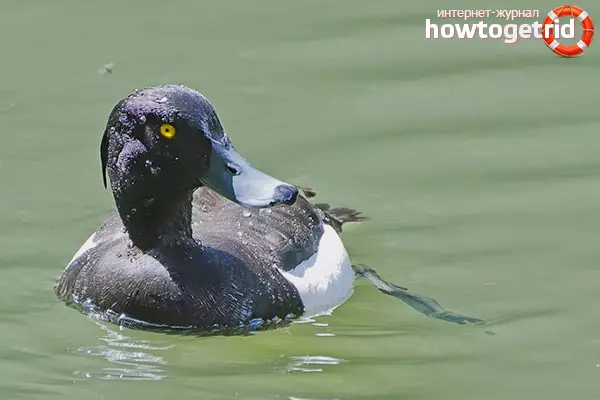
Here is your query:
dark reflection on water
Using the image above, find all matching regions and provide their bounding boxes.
[70,323,172,381]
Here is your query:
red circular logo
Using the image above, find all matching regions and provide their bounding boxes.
[543,5,594,57]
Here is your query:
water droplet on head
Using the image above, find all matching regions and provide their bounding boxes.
[242,239,248,246]
[242,210,251,218]
[109,127,116,134]
[156,96,168,104]
[237,231,243,237]
[139,115,147,124]
[145,160,152,167]
[201,204,210,213]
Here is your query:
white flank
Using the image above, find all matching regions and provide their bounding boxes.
[67,232,97,267]
[279,225,354,317]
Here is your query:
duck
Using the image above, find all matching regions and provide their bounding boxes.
[55,85,370,330]
[55,85,482,331]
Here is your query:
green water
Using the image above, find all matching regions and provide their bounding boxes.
[2,0,600,398]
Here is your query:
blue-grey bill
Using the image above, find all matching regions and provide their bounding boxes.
[199,140,298,208]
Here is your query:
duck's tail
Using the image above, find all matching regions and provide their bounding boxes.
[296,186,369,234]
[316,204,370,233]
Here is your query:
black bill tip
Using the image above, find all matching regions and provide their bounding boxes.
[272,185,299,206]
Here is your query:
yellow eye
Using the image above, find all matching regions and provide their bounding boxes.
[160,123,176,139]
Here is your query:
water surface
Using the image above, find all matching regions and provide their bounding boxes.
[1,1,600,399]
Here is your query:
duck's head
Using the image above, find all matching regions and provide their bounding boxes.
[100,85,298,209]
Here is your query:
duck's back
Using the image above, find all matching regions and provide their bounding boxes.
[191,187,326,272]
[193,188,353,318]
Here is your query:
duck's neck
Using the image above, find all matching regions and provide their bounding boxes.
[116,190,194,251]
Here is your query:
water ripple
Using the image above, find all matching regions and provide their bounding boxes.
[286,355,345,373]
[70,323,172,381]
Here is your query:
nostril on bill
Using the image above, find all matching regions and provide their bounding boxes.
[225,163,240,176]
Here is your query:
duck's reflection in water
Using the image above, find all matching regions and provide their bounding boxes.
[72,323,172,381]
